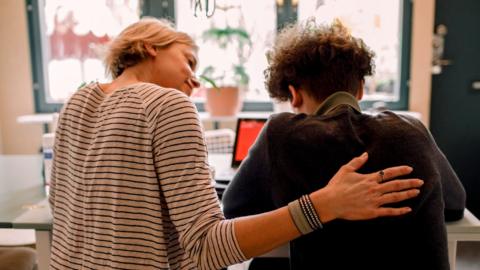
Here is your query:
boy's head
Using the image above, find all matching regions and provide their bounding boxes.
[265,19,375,104]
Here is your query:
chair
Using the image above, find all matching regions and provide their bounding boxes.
[204,129,235,154]
[0,247,37,270]
[0,229,37,270]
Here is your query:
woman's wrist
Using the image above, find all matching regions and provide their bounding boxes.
[309,187,337,224]
[288,194,324,235]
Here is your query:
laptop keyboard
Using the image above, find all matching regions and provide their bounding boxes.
[215,168,236,183]
[212,168,236,200]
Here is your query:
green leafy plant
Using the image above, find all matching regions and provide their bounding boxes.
[199,25,252,89]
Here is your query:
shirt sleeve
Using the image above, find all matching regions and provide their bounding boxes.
[223,121,276,219]
[151,91,246,269]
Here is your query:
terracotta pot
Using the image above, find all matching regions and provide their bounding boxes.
[205,86,243,116]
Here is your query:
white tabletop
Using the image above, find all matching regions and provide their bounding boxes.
[446,209,480,241]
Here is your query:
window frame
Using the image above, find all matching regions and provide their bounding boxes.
[26,0,411,113]
[26,0,60,113]
[25,0,174,113]
[359,0,412,110]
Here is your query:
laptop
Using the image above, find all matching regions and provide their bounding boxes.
[231,117,268,168]
[213,117,268,191]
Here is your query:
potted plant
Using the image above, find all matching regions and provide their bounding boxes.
[198,18,252,116]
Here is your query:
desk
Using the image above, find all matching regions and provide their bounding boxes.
[447,209,480,270]
[0,155,51,270]
[1,154,479,270]
[0,155,46,228]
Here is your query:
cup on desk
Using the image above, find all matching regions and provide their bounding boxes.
[42,133,55,187]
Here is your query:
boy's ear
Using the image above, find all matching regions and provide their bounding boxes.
[289,85,303,108]
[356,80,364,100]
[145,43,157,57]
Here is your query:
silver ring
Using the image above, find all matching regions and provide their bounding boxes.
[379,170,385,182]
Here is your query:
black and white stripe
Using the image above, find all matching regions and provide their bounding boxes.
[49,82,245,269]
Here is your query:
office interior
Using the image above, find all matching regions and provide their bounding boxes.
[0,0,479,269]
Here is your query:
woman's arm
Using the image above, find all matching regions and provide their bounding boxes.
[234,152,423,258]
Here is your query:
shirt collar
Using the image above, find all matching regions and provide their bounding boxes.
[314,91,361,116]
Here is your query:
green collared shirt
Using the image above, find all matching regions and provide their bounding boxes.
[314,91,361,116]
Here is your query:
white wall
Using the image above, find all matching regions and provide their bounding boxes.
[0,0,42,154]
[409,0,435,126]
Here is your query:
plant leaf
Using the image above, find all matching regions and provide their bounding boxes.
[199,75,219,89]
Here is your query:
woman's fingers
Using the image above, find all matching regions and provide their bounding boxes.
[320,156,424,221]
[343,152,369,171]
[376,178,424,194]
[370,165,413,183]
[377,189,421,206]
[374,207,413,217]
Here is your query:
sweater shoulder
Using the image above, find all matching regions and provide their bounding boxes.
[128,83,197,123]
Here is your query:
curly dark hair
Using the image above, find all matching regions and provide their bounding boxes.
[265,19,375,102]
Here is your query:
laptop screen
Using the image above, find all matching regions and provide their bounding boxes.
[231,118,267,167]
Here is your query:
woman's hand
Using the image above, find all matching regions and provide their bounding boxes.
[310,152,424,223]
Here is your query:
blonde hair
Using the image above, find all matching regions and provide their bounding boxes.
[105,17,196,78]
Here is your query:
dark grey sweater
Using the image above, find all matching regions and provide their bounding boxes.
[223,93,466,270]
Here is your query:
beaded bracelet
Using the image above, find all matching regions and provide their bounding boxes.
[300,195,323,230]
[288,194,324,235]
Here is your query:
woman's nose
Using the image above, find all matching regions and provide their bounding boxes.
[190,76,201,88]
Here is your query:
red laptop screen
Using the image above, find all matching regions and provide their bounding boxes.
[232,118,266,166]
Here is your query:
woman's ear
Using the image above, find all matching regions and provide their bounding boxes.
[145,43,157,57]
[288,85,303,108]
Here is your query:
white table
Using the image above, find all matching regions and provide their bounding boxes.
[0,155,51,270]
[447,209,480,270]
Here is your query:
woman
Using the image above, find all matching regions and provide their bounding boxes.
[49,18,423,269]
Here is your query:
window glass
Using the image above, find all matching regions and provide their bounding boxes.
[41,0,141,102]
[30,0,408,111]
[298,0,402,102]
[176,0,276,103]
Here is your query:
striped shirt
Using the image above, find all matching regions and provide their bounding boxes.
[49,82,246,270]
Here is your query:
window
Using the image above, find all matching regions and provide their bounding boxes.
[28,0,410,113]
[298,0,411,110]
[27,0,143,112]
[176,0,277,111]
[27,0,173,113]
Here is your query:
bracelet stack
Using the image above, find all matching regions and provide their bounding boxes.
[288,194,324,235]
